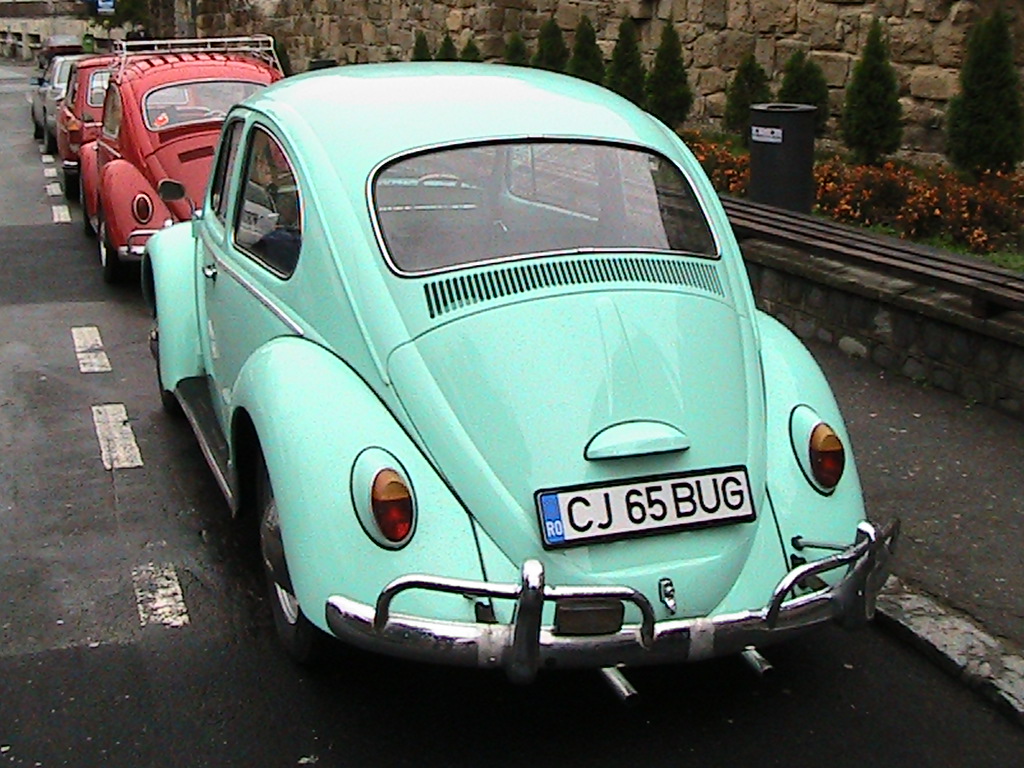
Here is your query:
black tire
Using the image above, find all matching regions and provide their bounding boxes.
[150,323,180,415]
[257,452,326,665]
[32,116,41,140]
[81,176,94,236]
[45,128,57,155]
[64,168,79,202]
[97,214,122,284]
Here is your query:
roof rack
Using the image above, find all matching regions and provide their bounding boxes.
[112,35,282,74]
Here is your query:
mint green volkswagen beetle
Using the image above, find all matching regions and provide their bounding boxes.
[143,62,898,694]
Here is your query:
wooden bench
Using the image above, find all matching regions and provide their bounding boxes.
[721,196,1024,319]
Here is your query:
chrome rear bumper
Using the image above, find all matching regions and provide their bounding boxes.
[326,519,899,683]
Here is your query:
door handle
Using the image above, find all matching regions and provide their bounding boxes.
[203,263,218,281]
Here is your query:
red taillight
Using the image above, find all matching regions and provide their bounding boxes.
[809,423,845,489]
[132,193,153,224]
[371,469,413,543]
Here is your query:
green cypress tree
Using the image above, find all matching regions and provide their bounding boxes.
[607,18,646,107]
[411,31,432,62]
[946,7,1024,177]
[723,53,771,144]
[460,37,482,62]
[567,16,605,85]
[778,50,830,135]
[504,32,529,66]
[841,18,902,165]
[645,21,692,129]
[272,36,293,77]
[532,17,569,72]
[435,33,458,62]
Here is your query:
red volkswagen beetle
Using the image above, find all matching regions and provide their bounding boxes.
[55,54,116,202]
[80,36,282,282]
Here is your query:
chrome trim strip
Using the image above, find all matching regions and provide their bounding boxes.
[326,519,898,683]
[214,255,306,337]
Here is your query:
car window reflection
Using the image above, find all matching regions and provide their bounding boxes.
[234,127,302,277]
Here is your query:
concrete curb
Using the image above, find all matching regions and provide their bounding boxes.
[876,577,1024,727]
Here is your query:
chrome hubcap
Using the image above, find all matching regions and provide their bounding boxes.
[98,223,108,267]
[274,582,300,625]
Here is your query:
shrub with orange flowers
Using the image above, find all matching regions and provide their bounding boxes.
[684,134,750,196]
[813,157,1023,254]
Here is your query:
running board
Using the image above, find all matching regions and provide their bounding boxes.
[175,377,236,510]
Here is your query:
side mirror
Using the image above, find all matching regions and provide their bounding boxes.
[157,178,199,222]
[157,178,186,202]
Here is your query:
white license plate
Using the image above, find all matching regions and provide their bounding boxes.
[536,466,755,548]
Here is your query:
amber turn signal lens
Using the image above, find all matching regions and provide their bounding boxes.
[809,423,845,489]
[371,469,414,543]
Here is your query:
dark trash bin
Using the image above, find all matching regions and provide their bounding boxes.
[748,103,816,213]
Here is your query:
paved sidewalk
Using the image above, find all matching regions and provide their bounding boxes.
[808,337,1024,723]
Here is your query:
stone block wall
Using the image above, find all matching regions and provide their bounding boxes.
[179,0,1024,156]
[743,239,1024,419]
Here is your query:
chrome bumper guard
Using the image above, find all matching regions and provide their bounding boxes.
[325,519,899,684]
[122,229,160,260]
[61,159,79,172]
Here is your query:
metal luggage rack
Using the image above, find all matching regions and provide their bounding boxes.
[112,35,281,73]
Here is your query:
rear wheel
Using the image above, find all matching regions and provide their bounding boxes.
[32,115,41,140]
[97,214,122,284]
[81,176,94,236]
[64,168,79,202]
[45,128,57,155]
[149,323,180,415]
[257,451,327,665]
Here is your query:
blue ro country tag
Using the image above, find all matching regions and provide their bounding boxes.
[540,493,566,544]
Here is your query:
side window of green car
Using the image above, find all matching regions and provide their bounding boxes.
[209,120,244,224]
[233,126,302,278]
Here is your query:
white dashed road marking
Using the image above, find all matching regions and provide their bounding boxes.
[52,205,71,223]
[43,167,57,178]
[132,563,190,628]
[45,182,62,197]
[91,403,144,469]
[71,326,112,373]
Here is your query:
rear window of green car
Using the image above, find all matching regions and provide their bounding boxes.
[374,141,717,275]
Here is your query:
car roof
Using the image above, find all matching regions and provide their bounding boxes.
[72,54,118,73]
[118,53,278,87]
[248,62,672,166]
[50,53,90,67]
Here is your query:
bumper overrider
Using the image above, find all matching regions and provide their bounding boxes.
[123,228,161,261]
[326,519,899,683]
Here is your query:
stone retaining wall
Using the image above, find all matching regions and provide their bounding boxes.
[3,1,1021,154]
[742,238,1024,419]
[184,0,1024,155]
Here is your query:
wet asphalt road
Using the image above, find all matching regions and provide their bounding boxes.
[1,60,1023,767]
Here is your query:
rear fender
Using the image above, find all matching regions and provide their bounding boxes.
[231,337,485,634]
[97,159,172,249]
[757,312,866,564]
[145,223,202,388]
